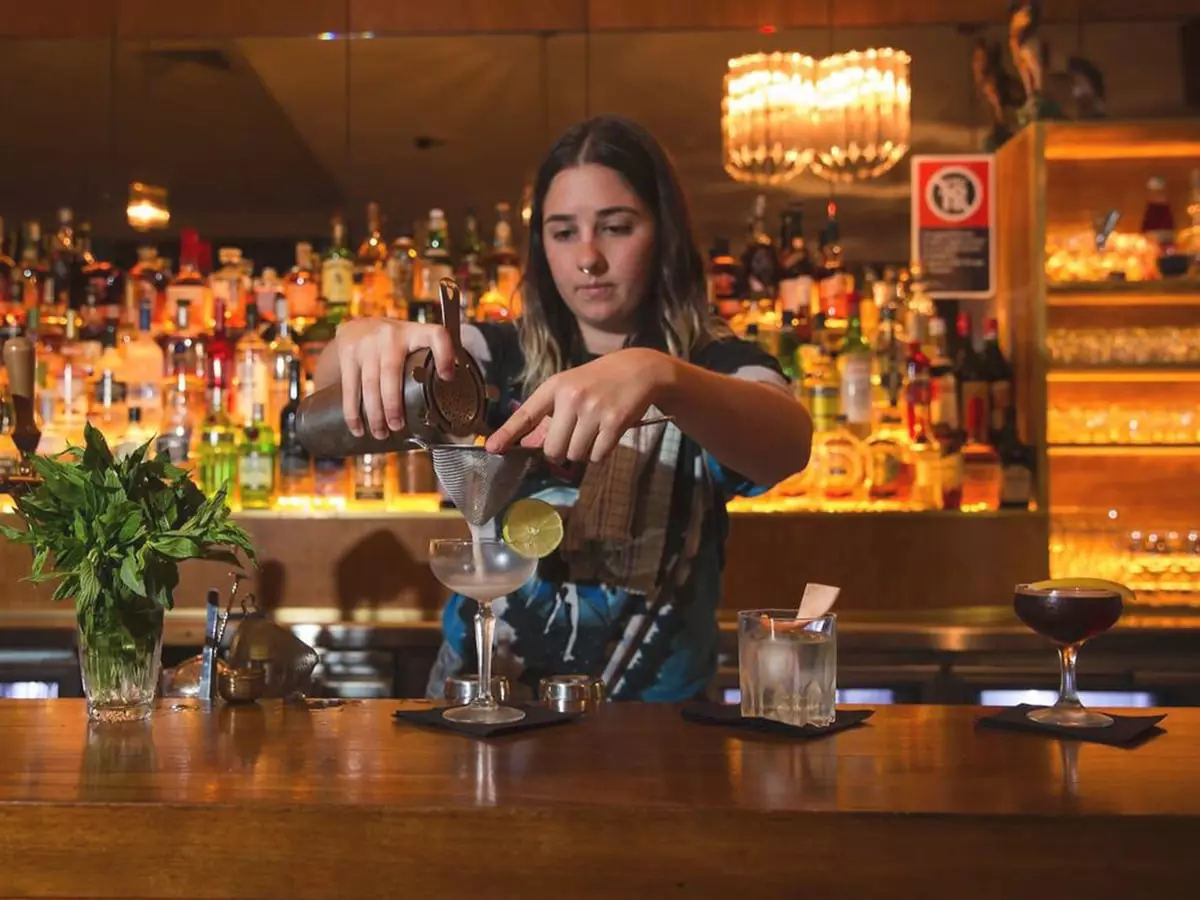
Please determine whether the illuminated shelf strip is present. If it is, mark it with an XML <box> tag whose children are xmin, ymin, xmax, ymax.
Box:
<box><xmin>1048</xmin><ymin>444</ymin><xmax>1200</xmax><ymax>458</ymax></box>
<box><xmin>1048</xmin><ymin>367</ymin><xmax>1200</xmax><ymax>383</ymax></box>
<box><xmin>1047</xmin><ymin>280</ymin><xmax>1200</xmax><ymax>298</ymax></box>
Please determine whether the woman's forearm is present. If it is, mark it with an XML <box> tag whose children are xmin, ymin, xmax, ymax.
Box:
<box><xmin>655</xmin><ymin>358</ymin><xmax>813</xmax><ymax>487</ymax></box>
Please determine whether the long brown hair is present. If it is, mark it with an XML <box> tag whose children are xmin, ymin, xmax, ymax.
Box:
<box><xmin>518</xmin><ymin>115</ymin><xmax>722</xmax><ymax>388</ymax></box>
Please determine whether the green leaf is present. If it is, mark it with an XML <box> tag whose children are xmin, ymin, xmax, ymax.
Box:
<box><xmin>81</xmin><ymin>422</ymin><xmax>114</xmax><ymax>472</ymax></box>
<box><xmin>119</xmin><ymin>555</ymin><xmax>147</xmax><ymax>598</ymax></box>
<box><xmin>149</xmin><ymin>536</ymin><xmax>202</xmax><ymax>560</ymax></box>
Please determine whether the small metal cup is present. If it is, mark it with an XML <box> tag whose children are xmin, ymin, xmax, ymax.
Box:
<box><xmin>443</xmin><ymin>674</ymin><xmax>511</xmax><ymax>706</ymax></box>
<box><xmin>538</xmin><ymin>675</ymin><xmax>606</xmax><ymax>713</ymax></box>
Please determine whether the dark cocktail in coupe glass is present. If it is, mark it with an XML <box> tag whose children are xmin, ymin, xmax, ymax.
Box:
<box><xmin>1013</xmin><ymin>583</ymin><xmax>1126</xmax><ymax>728</ymax></box>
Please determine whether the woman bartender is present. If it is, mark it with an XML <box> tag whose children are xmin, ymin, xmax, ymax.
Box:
<box><xmin>315</xmin><ymin>115</ymin><xmax>813</xmax><ymax>701</ymax></box>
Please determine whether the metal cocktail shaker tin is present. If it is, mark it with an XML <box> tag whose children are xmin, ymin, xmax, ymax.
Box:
<box><xmin>295</xmin><ymin>279</ymin><xmax>488</xmax><ymax>458</ymax></box>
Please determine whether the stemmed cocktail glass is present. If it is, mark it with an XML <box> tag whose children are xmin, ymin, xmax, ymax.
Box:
<box><xmin>429</xmin><ymin>539</ymin><xmax>537</xmax><ymax>725</ymax></box>
<box><xmin>1012</xmin><ymin>582</ymin><xmax>1126</xmax><ymax>728</ymax></box>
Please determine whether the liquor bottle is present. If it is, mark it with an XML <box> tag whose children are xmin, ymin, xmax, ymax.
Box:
<box><xmin>353</xmin><ymin>453</ymin><xmax>388</xmax><ymax>504</ymax></box>
<box><xmin>207</xmin><ymin>297</ymin><xmax>234</xmax><ymax>393</ymax></box>
<box><xmin>996</xmin><ymin>406</ymin><xmax>1035</xmax><ymax>510</ymax></box>
<box><xmin>808</xmin><ymin>329</ymin><xmax>840</xmax><ymax>434</ymax></box>
<box><xmin>905</xmin><ymin>341</ymin><xmax>942</xmax><ymax>510</ymax></box>
<box><xmin>928</xmin><ymin>317</ymin><xmax>958</xmax><ymax>436</ymax></box>
<box><xmin>707</xmin><ymin>237</ymin><xmax>742</xmax><ymax>321</ymax></box>
<box><xmin>775</xmin><ymin>310</ymin><xmax>800</xmax><ymax>383</ymax></box>
<box><xmin>777</xmin><ymin>204</ymin><xmax>815</xmax><ymax>335</ymax></box>
<box><xmin>740</xmin><ymin>194</ymin><xmax>780</xmax><ymax>303</ymax></box>
<box><xmin>488</xmin><ymin>202</ymin><xmax>522</xmax><ymax>310</ymax></box>
<box><xmin>959</xmin><ymin>371</ymin><xmax>1001</xmax><ymax>511</ymax></box>
<box><xmin>49</xmin><ymin>207</ymin><xmax>85</xmax><ymax>311</ymax></box>
<box><xmin>419</xmin><ymin>208</ymin><xmax>454</xmax><ymax>301</ymax></box>
<box><xmin>954</xmin><ymin>312</ymin><xmax>988</xmax><ymax>446</ymax></box>
<box><xmin>88</xmin><ymin>316</ymin><xmax>128</xmax><ymax>445</ymax></box>
<box><xmin>114</xmin><ymin>405</ymin><xmax>156</xmax><ymax>461</ymax></box>
<box><xmin>1140</xmin><ymin>176</ymin><xmax>1176</xmax><ymax>255</ymax></box>
<box><xmin>298</xmin><ymin>297</ymin><xmax>337</xmax><ymax>386</ymax></box>
<box><xmin>253</xmin><ymin>267</ymin><xmax>281</xmax><ymax>325</ymax></box>
<box><xmin>267</xmin><ymin>294</ymin><xmax>299</xmax><ymax>427</ymax></box>
<box><xmin>864</xmin><ymin>408</ymin><xmax>913</xmax><ymax>503</ymax></box>
<box><xmin>166</xmin><ymin>249</ymin><xmax>209</xmax><ymax>333</ymax></box>
<box><xmin>156</xmin><ymin>368</ymin><xmax>195</xmax><ymax>467</ymax></box>
<box><xmin>16</xmin><ymin>223</ymin><xmax>48</xmax><ymax>313</ymax></box>
<box><xmin>456</xmin><ymin>209</ymin><xmax>488</xmax><ymax>318</ymax></box>
<box><xmin>129</xmin><ymin>245</ymin><xmax>171</xmax><ymax>326</ymax></box>
<box><xmin>815</xmin><ymin>201</ymin><xmax>846</xmax><ymax>322</ymax></box>
<box><xmin>981</xmin><ymin>318</ymin><xmax>1013</xmax><ymax>446</ymax></box>
<box><xmin>356</xmin><ymin>201</ymin><xmax>392</xmax><ymax>318</ymax></box>
<box><xmin>277</xmin><ymin>357</ymin><xmax>313</xmax><ymax>497</ymax></box>
<box><xmin>387</xmin><ymin>230</ymin><xmax>418</xmax><ymax>316</ymax></box>
<box><xmin>321</xmin><ymin>215</ymin><xmax>354</xmax><ymax>324</ymax></box>
<box><xmin>813</xmin><ymin>415</ymin><xmax>866</xmax><ymax>501</ymax></box>
<box><xmin>837</xmin><ymin>296</ymin><xmax>873</xmax><ymax>440</ymax></box>
<box><xmin>238</xmin><ymin>402</ymin><xmax>277</xmax><ymax>510</ymax></box>
<box><xmin>196</xmin><ymin>359</ymin><xmax>238</xmax><ymax>497</ymax></box>
<box><xmin>124</xmin><ymin>298</ymin><xmax>165</xmax><ymax>430</ymax></box>
<box><xmin>235</xmin><ymin>303</ymin><xmax>268</xmax><ymax>427</ymax></box>
<box><xmin>210</xmin><ymin>247</ymin><xmax>248</xmax><ymax>326</ymax></box>
<box><xmin>872</xmin><ymin>304</ymin><xmax>905</xmax><ymax>414</ymax></box>
<box><xmin>904</xmin><ymin>265</ymin><xmax>935</xmax><ymax>359</ymax></box>
<box><xmin>285</xmin><ymin>242</ymin><xmax>320</xmax><ymax>321</ymax></box>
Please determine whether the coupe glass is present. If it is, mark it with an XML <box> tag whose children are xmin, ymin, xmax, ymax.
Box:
<box><xmin>429</xmin><ymin>539</ymin><xmax>536</xmax><ymax>725</ymax></box>
<box><xmin>1012</xmin><ymin>583</ymin><xmax>1125</xmax><ymax>727</ymax></box>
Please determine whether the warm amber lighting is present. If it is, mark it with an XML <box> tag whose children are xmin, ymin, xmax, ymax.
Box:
<box><xmin>127</xmin><ymin>182</ymin><xmax>170</xmax><ymax>231</ymax></box>
<box><xmin>809</xmin><ymin>48</ymin><xmax>911</xmax><ymax>183</ymax></box>
<box><xmin>721</xmin><ymin>52</ymin><xmax>818</xmax><ymax>186</ymax></box>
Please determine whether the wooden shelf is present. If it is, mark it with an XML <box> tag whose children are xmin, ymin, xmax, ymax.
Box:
<box><xmin>1042</xmin><ymin>120</ymin><xmax>1200</xmax><ymax>162</ymax></box>
<box><xmin>1049</xmin><ymin>444</ymin><xmax>1200</xmax><ymax>457</ymax></box>
<box><xmin>1048</xmin><ymin>366</ymin><xmax>1200</xmax><ymax>383</ymax></box>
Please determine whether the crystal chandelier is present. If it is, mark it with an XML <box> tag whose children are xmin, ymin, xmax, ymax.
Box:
<box><xmin>721</xmin><ymin>52</ymin><xmax>818</xmax><ymax>186</ymax></box>
<box><xmin>809</xmin><ymin>48</ymin><xmax>912</xmax><ymax>183</ymax></box>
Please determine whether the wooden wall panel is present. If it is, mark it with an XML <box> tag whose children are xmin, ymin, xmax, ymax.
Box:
<box><xmin>1</xmin><ymin>0</ymin><xmax>1196</xmax><ymax>40</ymax></box>
<box><xmin>115</xmin><ymin>0</ymin><xmax>345</xmax><ymax>39</ymax></box>
<box><xmin>0</xmin><ymin>0</ymin><xmax>113</xmax><ymax>39</ymax></box>
<box><xmin>1050</xmin><ymin>454</ymin><xmax>1200</xmax><ymax>524</ymax></box>
<box><xmin>350</xmin><ymin>0</ymin><xmax>586</xmax><ymax>34</ymax></box>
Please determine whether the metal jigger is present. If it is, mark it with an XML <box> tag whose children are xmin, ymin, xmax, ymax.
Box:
<box><xmin>444</xmin><ymin>674</ymin><xmax>512</xmax><ymax>706</ymax></box>
<box><xmin>539</xmin><ymin>675</ymin><xmax>606</xmax><ymax>714</ymax></box>
<box><xmin>0</xmin><ymin>337</ymin><xmax>42</xmax><ymax>498</ymax></box>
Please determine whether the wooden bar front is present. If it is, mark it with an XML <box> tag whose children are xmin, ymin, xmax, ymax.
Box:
<box><xmin>0</xmin><ymin>700</ymin><xmax>1196</xmax><ymax>899</ymax></box>
<box><xmin>0</xmin><ymin>508</ymin><xmax>1049</xmax><ymax>615</ymax></box>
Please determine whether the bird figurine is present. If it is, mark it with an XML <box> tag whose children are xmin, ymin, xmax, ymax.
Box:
<box><xmin>1008</xmin><ymin>1</ymin><xmax>1047</xmax><ymax>122</ymax></box>
<box><xmin>1066</xmin><ymin>56</ymin><xmax>1108</xmax><ymax>119</ymax></box>
<box><xmin>972</xmin><ymin>37</ymin><xmax>1022</xmax><ymax>149</ymax></box>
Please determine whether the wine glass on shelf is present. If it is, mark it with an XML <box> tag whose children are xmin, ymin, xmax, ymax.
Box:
<box><xmin>429</xmin><ymin>539</ymin><xmax>537</xmax><ymax>725</ymax></box>
<box><xmin>1012</xmin><ymin>580</ymin><xmax>1130</xmax><ymax>728</ymax></box>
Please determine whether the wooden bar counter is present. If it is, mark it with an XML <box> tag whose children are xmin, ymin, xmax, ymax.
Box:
<box><xmin>0</xmin><ymin>701</ymin><xmax>1197</xmax><ymax>899</ymax></box>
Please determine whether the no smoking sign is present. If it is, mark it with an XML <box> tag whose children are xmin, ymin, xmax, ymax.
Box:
<box><xmin>911</xmin><ymin>155</ymin><xmax>996</xmax><ymax>298</ymax></box>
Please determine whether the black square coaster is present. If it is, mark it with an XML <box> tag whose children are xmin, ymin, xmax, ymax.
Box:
<box><xmin>393</xmin><ymin>704</ymin><xmax>581</xmax><ymax>739</ymax></box>
<box><xmin>977</xmin><ymin>704</ymin><xmax>1167</xmax><ymax>747</ymax></box>
<box><xmin>681</xmin><ymin>702</ymin><xmax>873</xmax><ymax>738</ymax></box>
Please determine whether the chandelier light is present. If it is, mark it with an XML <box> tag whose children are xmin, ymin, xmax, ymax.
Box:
<box><xmin>809</xmin><ymin>48</ymin><xmax>912</xmax><ymax>183</ymax></box>
<box><xmin>721</xmin><ymin>52</ymin><xmax>818</xmax><ymax>186</ymax></box>
<box><xmin>127</xmin><ymin>182</ymin><xmax>170</xmax><ymax>231</ymax></box>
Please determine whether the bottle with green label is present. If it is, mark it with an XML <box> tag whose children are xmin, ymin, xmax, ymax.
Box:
<box><xmin>321</xmin><ymin>215</ymin><xmax>354</xmax><ymax>324</ymax></box>
<box><xmin>238</xmin><ymin>402</ymin><xmax>277</xmax><ymax>510</ymax></box>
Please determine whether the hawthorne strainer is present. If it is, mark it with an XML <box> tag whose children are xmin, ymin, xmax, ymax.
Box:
<box><xmin>430</xmin><ymin>445</ymin><xmax>538</xmax><ymax>527</ymax></box>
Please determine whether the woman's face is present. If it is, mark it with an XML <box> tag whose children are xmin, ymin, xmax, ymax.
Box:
<box><xmin>541</xmin><ymin>163</ymin><xmax>656</xmax><ymax>339</ymax></box>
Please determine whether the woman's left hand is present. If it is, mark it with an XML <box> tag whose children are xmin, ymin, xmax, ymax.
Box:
<box><xmin>485</xmin><ymin>349</ymin><xmax>675</xmax><ymax>463</ymax></box>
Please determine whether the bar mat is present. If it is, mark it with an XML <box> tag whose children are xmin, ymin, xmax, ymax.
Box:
<box><xmin>977</xmin><ymin>704</ymin><xmax>1167</xmax><ymax>747</ymax></box>
<box><xmin>682</xmin><ymin>702</ymin><xmax>873</xmax><ymax>738</ymax></box>
<box><xmin>394</xmin><ymin>704</ymin><xmax>580</xmax><ymax>739</ymax></box>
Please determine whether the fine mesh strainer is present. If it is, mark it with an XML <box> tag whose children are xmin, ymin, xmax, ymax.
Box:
<box><xmin>430</xmin><ymin>445</ymin><xmax>538</xmax><ymax>527</ymax></box>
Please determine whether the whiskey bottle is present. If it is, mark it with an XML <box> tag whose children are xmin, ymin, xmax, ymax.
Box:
<box><xmin>238</xmin><ymin>402</ymin><xmax>277</xmax><ymax>510</ymax></box>
<box><xmin>905</xmin><ymin>341</ymin><xmax>942</xmax><ymax>510</ymax></box>
<box><xmin>277</xmin><ymin>357</ymin><xmax>313</xmax><ymax>498</ymax></box>
<box><xmin>981</xmin><ymin>317</ymin><xmax>1013</xmax><ymax>446</ymax></box>
<box><xmin>954</xmin><ymin>312</ymin><xmax>988</xmax><ymax>446</ymax></box>
<box><xmin>321</xmin><ymin>216</ymin><xmax>354</xmax><ymax>324</ymax></box>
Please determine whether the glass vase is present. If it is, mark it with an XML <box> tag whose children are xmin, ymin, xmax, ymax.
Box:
<box><xmin>77</xmin><ymin>605</ymin><xmax>165</xmax><ymax>723</ymax></box>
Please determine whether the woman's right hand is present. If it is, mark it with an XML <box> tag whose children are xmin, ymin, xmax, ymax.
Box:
<box><xmin>325</xmin><ymin>318</ymin><xmax>457</xmax><ymax>439</ymax></box>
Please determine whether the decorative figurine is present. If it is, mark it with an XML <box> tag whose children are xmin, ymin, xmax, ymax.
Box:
<box><xmin>1008</xmin><ymin>1</ymin><xmax>1058</xmax><ymax>123</ymax></box>
<box><xmin>972</xmin><ymin>38</ymin><xmax>1020</xmax><ymax>150</ymax></box>
<box><xmin>1066</xmin><ymin>56</ymin><xmax>1108</xmax><ymax>119</ymax></box>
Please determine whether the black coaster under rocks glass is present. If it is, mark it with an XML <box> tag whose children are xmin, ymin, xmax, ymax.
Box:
<box><xmin>682</xmin><ymin>702</ymin><xmax>873</xmax><ymax>738</ymax></box>
<box><xmin>393</xmin><ymin>705</ymin><xmax>580</xmax><ymax>739</ymax></box>
<box><xmin>977</xmin><ymin>704</ymin><xmax>1166</xmax><ymax>747</ymax></box>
